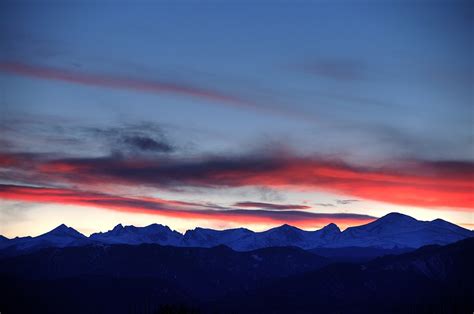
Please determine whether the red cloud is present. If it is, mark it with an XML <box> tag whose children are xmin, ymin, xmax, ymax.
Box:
<box><xmin>0</xmin><ymin>184</ymin><xmax>374</xmax><ymax>230</ymax></box>
<box><xmin>1</xmin><ymin>152</ymin><xmax>473</xmax><ymax>210</ymax></box>
<box><xmin>36</xmin><ymin>156</ymin><xmax>473</xmax><ymax>210</ymax></box>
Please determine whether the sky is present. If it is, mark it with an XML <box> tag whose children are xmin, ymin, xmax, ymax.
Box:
<box><xmin>0</xmin><ymin>0</ymin><xmax>472</xmax><ymax>237</ymax></box>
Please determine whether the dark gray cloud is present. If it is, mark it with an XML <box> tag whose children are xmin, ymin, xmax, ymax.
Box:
<box><xmin>0</xmin><ymin>115</ymin><xmax>176</xmax><ymax>156</ymax></box>
<box><xmin>2</xmin><ymin>150</ymin><xmax>472</xmax><ymax>209</ymax></box>
<box><xmin>88</xmin><ymin>122</ymin><xmax>175</xmax><ymax>155</ymax></box>
<box><xmin>121</xmin><ymin>136</ymin><xmax>173</xmax><ymax>153</ymax></box>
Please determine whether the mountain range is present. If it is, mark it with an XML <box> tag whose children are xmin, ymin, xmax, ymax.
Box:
<box><xmin>1</xmin><ymin>212</ymin><xmax>472</xmax><ymax>256</ymax></box>
<box><xmin>1</xmin><ymin>236</ymin><xmax>472</xmax><ymax>313</ymax></box>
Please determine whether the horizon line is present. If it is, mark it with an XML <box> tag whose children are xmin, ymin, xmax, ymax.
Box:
<box><xmin>3</xmin><ymin>212</ymin><xmax>471</xmax><ymax>240</ymax></box>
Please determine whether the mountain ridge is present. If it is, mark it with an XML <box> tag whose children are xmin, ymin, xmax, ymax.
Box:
<box><xmin>1</xmin><ymin>212</ymin><xmax>472</xmax><ymax>254</ymax></box>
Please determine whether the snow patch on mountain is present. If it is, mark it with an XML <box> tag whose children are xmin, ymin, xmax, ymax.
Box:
<box><xmin>90</xmin><ymin>223</ymin><xmax>182</xmax><ymax>246</ymax></box>
<box><xmin>325</xmin><ymin>213</ymin><xmax>473</xmax><ymax>249</ymax></box>
<box><xmin>1</xmin><ymin>213</ymin><xmax>472</xmax><ymax>254</ymax></box>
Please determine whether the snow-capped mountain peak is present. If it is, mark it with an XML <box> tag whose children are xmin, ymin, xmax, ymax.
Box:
<box><xmin>90</xmin><ymin>223</ymin><xmax>182</xmax><ymax>245</ymax></box>
<box><xmin>269</xmin><ymin>224</ymin><xmax>302</xmax><ymax>233</ymax></box>
<box><xmin>377</xmin><ymin>212</ymin><xmax>418</xmax><ymax>224</ymax></box>
<box><xmin>0</xmin><ymin>224</ymin><xmax>89</xmax><ymax>252</ymax></box>
<box><xmin>111</xmin><ymin>224</ymin><xmax>124</xmax><ymax>232</ymax></box>
<box><xmin>182</xmin><ymin>227</ymin><xmax>253</xmax><ymax>248</ymax></box>
<box><xmin>1</xmin><ymin>213</ymin><xmax>472</xmax><ymax>254</ymax></box>
<box><xmin>320</xmin><ymin>223</ymin><xmax>341</xmax><ymax>234</ymax></box>
<box><xmin>46</xmin><ymin>224</ymin><xmax>86</xmax><ymax>238</ymax></box>
<box><xmin>328</xmin><ymin>213</ymin><xmax>473</xmax><ymax>249</ymax></box>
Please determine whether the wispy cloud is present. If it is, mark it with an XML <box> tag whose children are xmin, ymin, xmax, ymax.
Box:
<box><xmin>336</xmin><ymin>199</ymin><xmax>360</xmax><ymax>205</ymax></box>
<box><xmin>0</xmin><ymin>184</ymin><xmax>375</xmax><ymax>229</ymax></box>
<box><xmin>315</xmin><ymin>203</ymin><xmax>335</xmax><ymax>207</ymax></box>
<box><xmin>0</xmin><ymin>61</ymin><xmax>246</xmax><ymax>105</ymax></box>
<box><xmin>233</xmin><ymin>201</ymin><xmax>311</xmax><ymax>210</ymax></box>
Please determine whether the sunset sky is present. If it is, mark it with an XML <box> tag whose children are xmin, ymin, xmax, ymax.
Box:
<box><xmin>0</xmin><ymin>0</ymin><xmax>472</xmax><ymax>238</ymax></box>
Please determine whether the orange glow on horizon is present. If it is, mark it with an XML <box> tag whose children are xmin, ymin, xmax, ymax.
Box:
<box><xmin>0</xmin><ymin>184</ymin><xmax>375</xmax><ymax>230</ymax></box>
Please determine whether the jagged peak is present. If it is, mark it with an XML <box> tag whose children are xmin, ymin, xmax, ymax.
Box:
<box><xmin>113</xmin><ymin>223</ymin><xmax>124</xmax><ymax>231</ymax></box>
<box><xmin>111</xmin><ymin>223</ymin><xmax>176</xmax><ymax>234</ymax></box>
<box><xmin>55</xmin><ymin>223</ymin><xmax>69</xmax><ymax>230</ymax></box>
<box><xmin>269</xmin><ymin>224</ymin><xmax>302</xmax><ymax>232</ymax></box>
<box><xmin>45</xmin><ymin>224</ymin><xmax>84</xmax><ymax>237</ymax></box>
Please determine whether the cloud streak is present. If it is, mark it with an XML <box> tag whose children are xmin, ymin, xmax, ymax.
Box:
<box><xmin>336</xmin><ymin>199</ymin><xmax>360</xmax><ymax>205</ymax></box>
<box><xmin>233</xmin><ymin>201</ymin><xmax>311</xmax><ymax>210</ymax></box>
<box><xmin>0</xmin><ymin>62</ymin><xmax>323</xmax><ymax>124</ymax></box>
<box><xmin>0</xmin><ymin>184</ymin><xmax>375</xmax><ymax>229</ymax></box>
<box><xmin>0</xmin><ymin>61</ymin><xmax>246</xmax><ymax>106</ymax></box>
<box><xmin>2</xmin><ymin>151</ymin><xmax>472</xmax><ymax>210</ymax></box>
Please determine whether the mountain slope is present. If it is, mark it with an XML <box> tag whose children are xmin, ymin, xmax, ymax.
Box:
<box><xmin>90</xmin><ymin>223</ymin><xmax>182</xmax><ymax>245</ymax></box>
<box><xmin>181</xmin><ymin>227</ymin><xmax>253</xmax><ymax>247</ymax></box>
<box><xmin>218</xmin><ymin>237</ymin><xmax>474</xmax><ymax>313</ymax></box>
<box><xmin>0</xmin><ymin>238</ymin><xmax>471</xmax><ymax>314</ymax></box>
<box><xmin>0</xmin><ymin>243</ymin><xmax>329</xmax><ymax>314</ymax></box>
<box><xmin>1</xmin><ymin>213</ymin><xmax>472</xmax><ymax>254</ymax></box>
<box><xmin>0</xmin><ymin>235</ymin><xmax>9</xmax><ymax>247</ymax></box>
<box><xmin>326</xmin><ymin>212</ymin><xmax>473</xmax><ymax>249</ymax></box>
<box><xmin>229</xmin><ymin>223</ymin><xmax>341</xmax><ymax>251</ymax></box>
<box><xmin>0</xmin><ymin>224</ymin><xmax>89</xmax><ymax>254</ymax></box>
<box><xmin>308</xmin><ymin>246</ymin><xmax>413</xmax><ymax>262</ymax></box>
